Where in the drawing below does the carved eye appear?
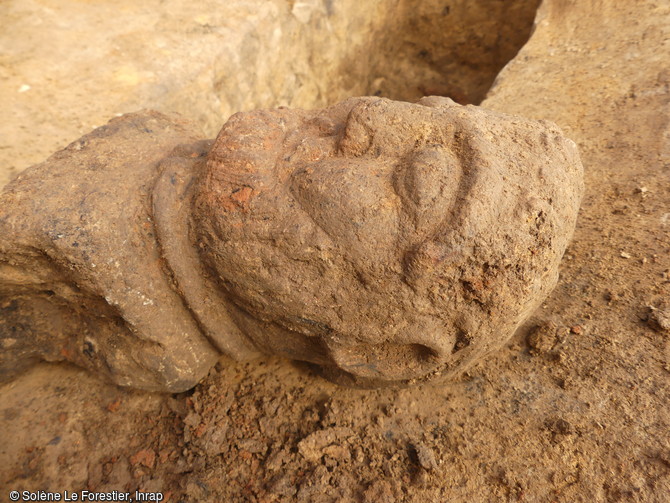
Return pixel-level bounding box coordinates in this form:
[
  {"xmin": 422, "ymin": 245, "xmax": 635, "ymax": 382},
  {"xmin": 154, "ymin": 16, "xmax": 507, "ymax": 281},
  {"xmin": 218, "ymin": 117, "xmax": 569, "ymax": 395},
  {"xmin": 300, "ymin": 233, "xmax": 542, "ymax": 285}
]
[{"xmin": 394, "ymin": 146, "xmax": 463, "ymax": 241}]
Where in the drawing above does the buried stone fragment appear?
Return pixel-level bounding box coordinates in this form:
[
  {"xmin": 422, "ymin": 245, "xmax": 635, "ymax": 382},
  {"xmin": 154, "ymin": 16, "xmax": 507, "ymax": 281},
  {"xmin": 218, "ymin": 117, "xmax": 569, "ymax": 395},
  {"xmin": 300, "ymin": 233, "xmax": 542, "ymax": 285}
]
[{"xmin": 0, "ymin": 97, "xmax": 583, "ymax": 391}]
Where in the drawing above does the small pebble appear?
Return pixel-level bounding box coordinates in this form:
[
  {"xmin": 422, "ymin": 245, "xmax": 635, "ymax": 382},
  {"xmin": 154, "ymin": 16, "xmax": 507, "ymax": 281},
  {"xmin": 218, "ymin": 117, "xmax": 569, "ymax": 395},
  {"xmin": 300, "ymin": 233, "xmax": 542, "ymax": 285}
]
[
  {"xmin": 648, "ymin": 308, "xmax": 670, "ymax": 333},
  {"xmin": 413, "ymin": 442, "xmax": 438, "ymax": 471}
]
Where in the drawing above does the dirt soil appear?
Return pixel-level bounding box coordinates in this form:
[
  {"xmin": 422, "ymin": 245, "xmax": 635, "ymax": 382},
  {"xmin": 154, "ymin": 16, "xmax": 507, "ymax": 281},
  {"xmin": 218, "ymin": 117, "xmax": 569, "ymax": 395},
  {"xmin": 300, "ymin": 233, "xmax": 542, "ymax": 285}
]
[
  {"xmin": 0, "ymin": 0, "xmax": 540, "ymax": 188},
  {"xmin": 1, "ymin": 0, "xmax": 669, "ymax": 502}
]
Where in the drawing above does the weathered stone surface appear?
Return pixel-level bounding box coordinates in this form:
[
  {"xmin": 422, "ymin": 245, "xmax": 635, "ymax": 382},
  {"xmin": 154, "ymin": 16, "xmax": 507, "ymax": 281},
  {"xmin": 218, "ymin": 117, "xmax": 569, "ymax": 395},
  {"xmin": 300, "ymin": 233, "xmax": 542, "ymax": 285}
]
[
  {"xmin": 0, "ymin": 112, "xmax": 223, "ymax": 391},
  {"xmin": 195, "ymin": 96, "xmax": 584, "ymax": 386},
  {"xmin": 0, "ymin": 97, "xmax": 583, "ymax": 391}
]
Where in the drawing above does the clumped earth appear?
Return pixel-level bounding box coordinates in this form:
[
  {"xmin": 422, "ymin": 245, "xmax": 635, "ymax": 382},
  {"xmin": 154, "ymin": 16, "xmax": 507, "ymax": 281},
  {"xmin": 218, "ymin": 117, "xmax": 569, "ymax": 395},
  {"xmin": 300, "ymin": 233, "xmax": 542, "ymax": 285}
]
[{"xmin": 1, "ymin": 0, "xmax": 669, "ymax": 501}]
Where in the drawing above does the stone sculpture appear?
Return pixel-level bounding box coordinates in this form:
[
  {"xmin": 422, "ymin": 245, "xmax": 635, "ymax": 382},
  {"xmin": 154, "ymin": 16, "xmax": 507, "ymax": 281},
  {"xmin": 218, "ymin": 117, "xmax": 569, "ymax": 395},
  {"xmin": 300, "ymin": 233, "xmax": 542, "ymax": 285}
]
[{"xmin": 0, "ymin": 97, "xmax": 583, "ymax": 391}]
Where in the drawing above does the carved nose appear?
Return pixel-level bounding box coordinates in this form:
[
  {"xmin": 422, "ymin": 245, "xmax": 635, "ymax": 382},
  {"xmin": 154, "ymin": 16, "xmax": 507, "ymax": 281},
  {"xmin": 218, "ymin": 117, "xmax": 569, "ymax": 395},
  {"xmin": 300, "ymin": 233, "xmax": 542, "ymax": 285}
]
[{"xmin": 329, "ymin": 338, "xmax": 451, "ymax": 382}]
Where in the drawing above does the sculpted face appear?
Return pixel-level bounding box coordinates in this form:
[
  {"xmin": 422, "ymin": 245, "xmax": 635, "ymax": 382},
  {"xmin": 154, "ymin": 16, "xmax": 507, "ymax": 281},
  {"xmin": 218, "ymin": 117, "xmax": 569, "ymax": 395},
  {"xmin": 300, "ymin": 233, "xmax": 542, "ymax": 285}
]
[
  {"xmin": 0, "ymin": 99, "xmax": 582, "ymax": 391},
  {"xmin": 194, "ymin": 97, "xmax": 583, "ymax": 386}
]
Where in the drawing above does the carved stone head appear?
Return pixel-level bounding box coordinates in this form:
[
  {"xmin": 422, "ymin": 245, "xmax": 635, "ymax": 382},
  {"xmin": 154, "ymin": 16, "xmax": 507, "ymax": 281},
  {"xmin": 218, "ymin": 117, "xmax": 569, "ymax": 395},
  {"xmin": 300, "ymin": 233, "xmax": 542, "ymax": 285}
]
[{"xmin": 194, "ymin": 97, "xmax": 583, "ymax": 386}]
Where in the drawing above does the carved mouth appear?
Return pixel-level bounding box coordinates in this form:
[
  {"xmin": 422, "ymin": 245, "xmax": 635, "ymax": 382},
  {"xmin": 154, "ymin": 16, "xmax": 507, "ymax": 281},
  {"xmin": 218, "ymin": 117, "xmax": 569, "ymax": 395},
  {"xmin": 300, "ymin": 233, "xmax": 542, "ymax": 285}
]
[{"xmin": 330, "ymin": 342, "xmax": 442, "ymax": 381}]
